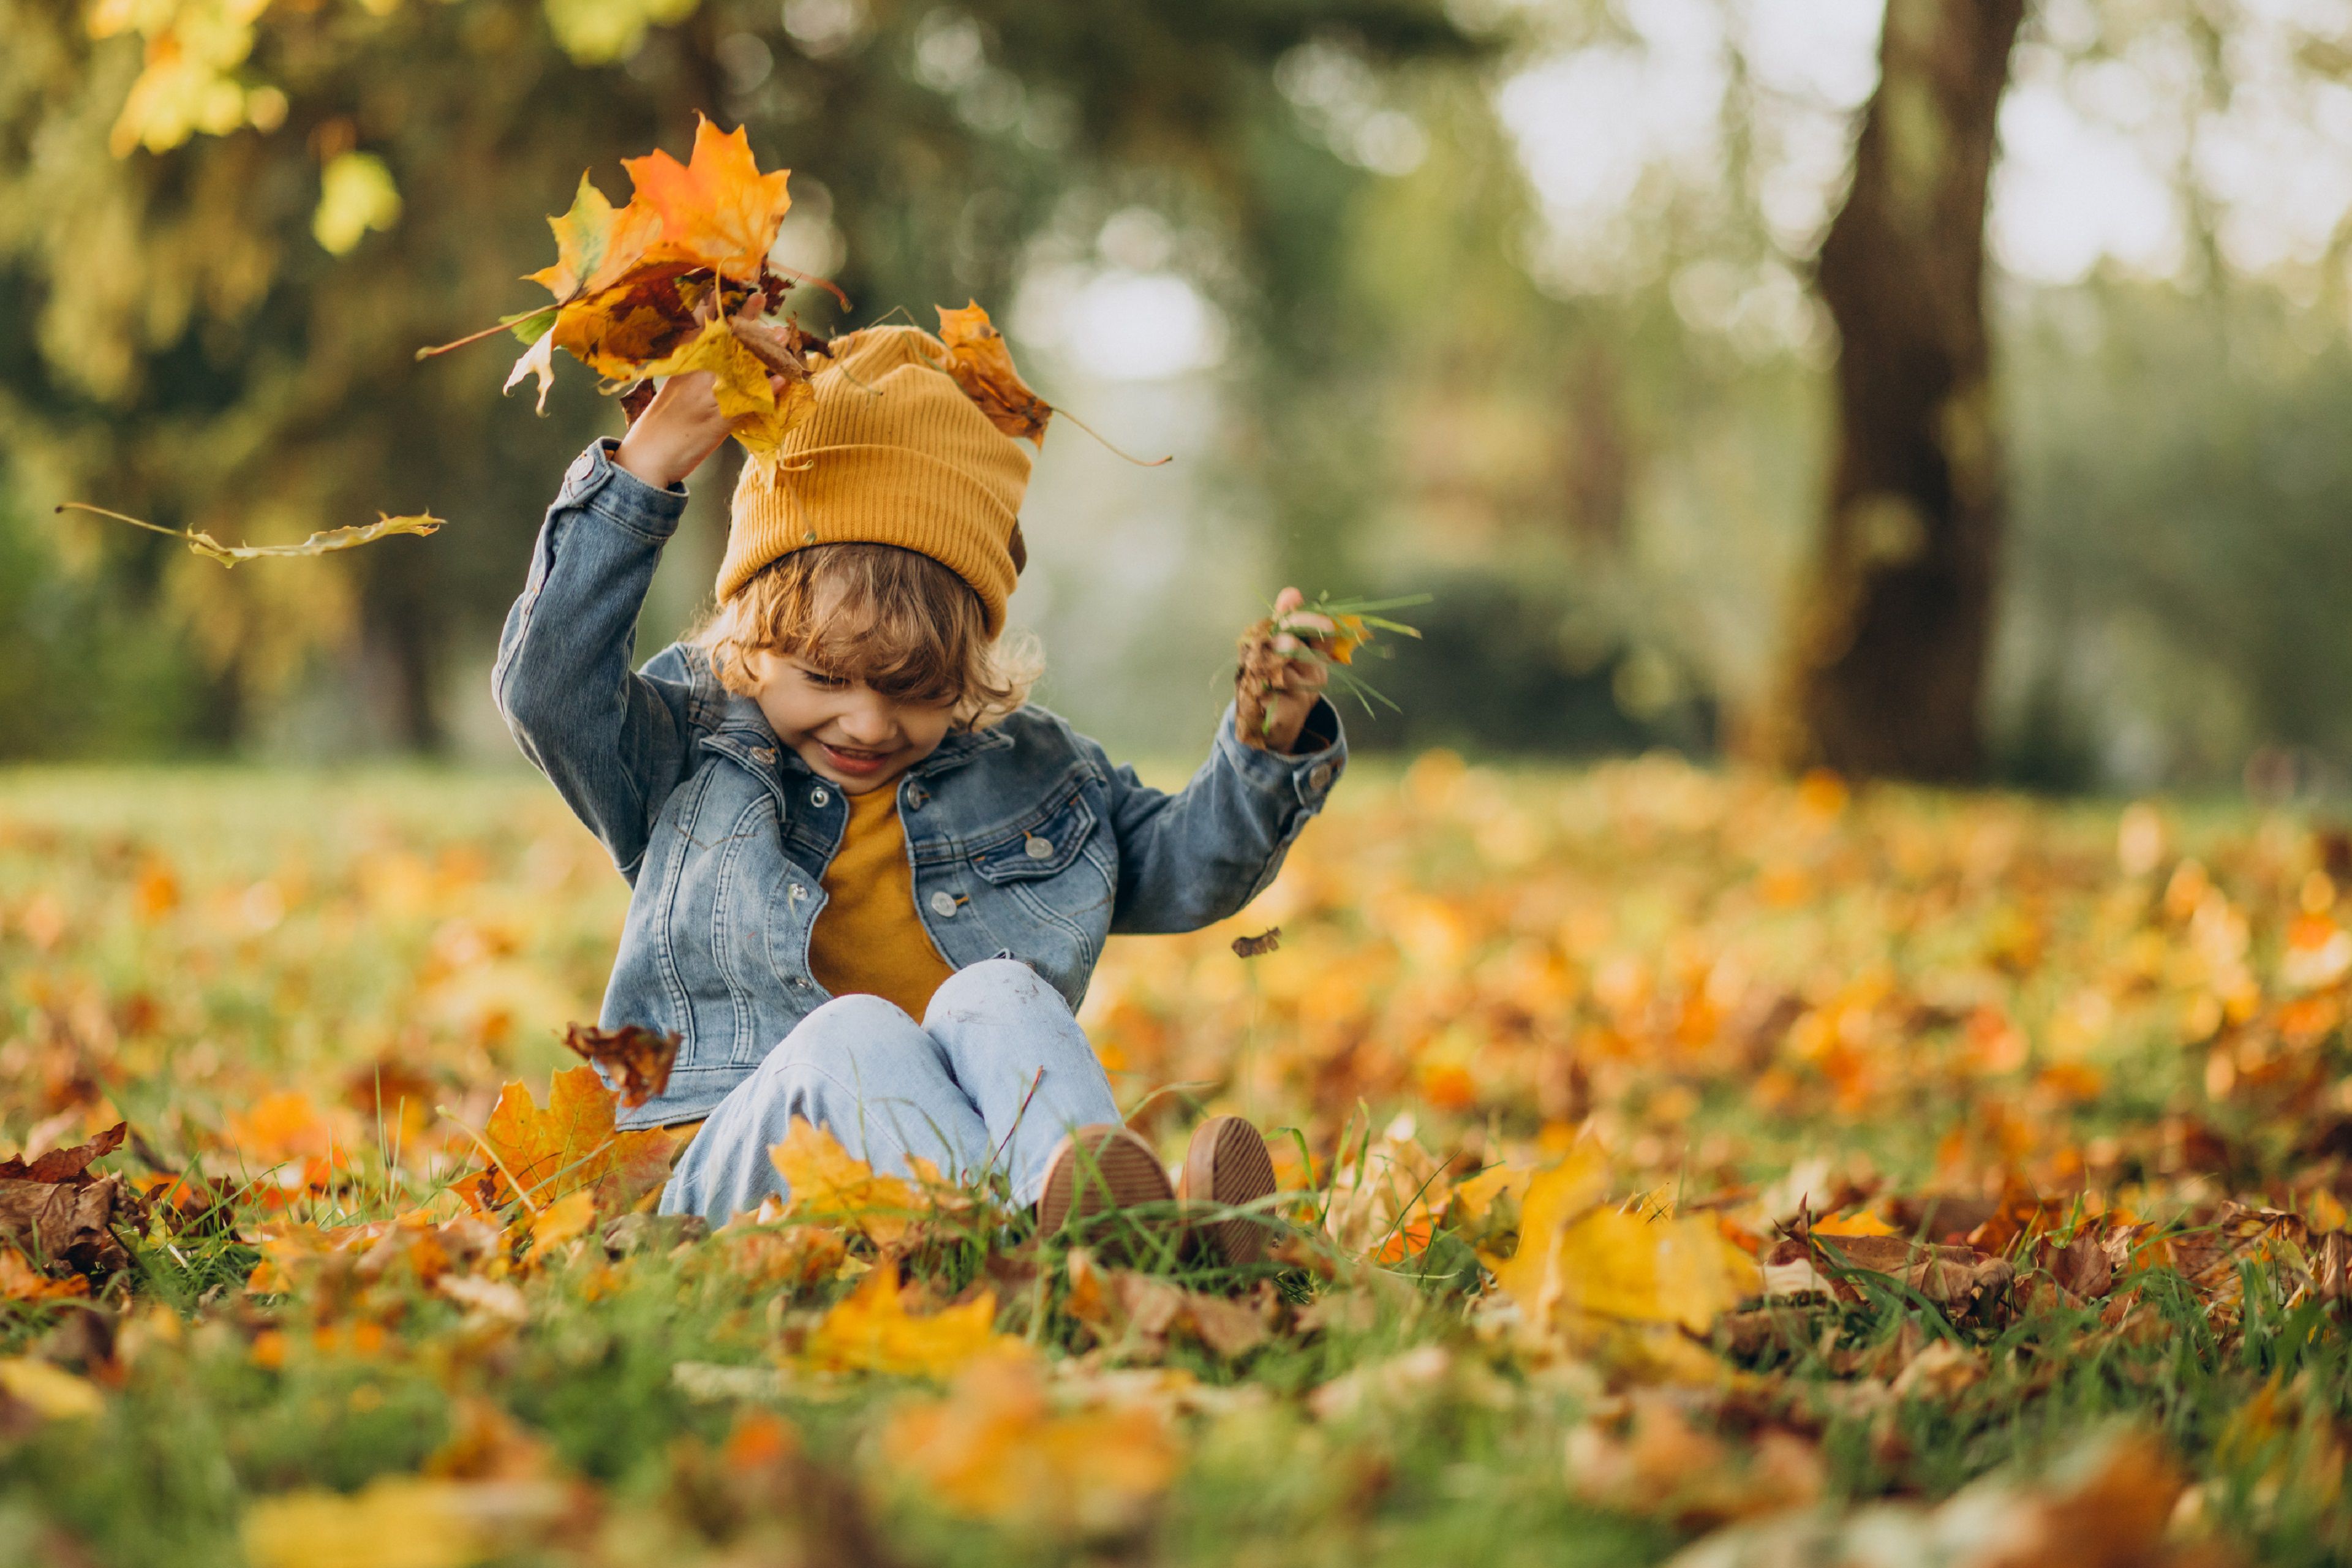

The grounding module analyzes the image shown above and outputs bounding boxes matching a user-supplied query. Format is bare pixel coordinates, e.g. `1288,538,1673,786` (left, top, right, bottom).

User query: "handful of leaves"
428,116,1065,481
419,114,829,484
1235,592,1428,744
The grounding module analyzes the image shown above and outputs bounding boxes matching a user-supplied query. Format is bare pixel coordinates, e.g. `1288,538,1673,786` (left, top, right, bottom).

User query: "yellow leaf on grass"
243,1477,480,1568
1484,1142,1756,1354
1812,1210,1898,1238
0,1357,104,1420
880,1353,1178,1536
800,1264,1014,1379
1482,1142,1610,1315
526,1188,597,1265
771,1118,918,1246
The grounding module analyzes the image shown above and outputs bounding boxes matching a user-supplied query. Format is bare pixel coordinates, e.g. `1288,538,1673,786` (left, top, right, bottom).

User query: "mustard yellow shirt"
807,785,957,1020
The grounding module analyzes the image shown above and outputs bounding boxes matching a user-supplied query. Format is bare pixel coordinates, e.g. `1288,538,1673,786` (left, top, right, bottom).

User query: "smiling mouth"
818,741,894,775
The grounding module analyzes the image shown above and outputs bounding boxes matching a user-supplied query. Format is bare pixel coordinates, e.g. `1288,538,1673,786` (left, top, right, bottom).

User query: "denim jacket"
494,439,1348,1128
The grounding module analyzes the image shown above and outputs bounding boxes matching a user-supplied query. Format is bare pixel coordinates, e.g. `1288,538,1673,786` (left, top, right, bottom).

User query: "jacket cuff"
556,437,689,540
1215,696,1347,811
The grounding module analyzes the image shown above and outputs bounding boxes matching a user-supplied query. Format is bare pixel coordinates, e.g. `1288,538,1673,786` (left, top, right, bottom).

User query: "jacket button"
1308,763,1333,791
1023,835,1053,859
811,786,831,807
929,891,959,918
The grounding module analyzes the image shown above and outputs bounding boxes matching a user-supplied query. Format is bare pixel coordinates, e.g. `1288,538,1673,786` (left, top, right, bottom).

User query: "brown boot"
1035,1125,1175,1249
1177,1114,1279,1266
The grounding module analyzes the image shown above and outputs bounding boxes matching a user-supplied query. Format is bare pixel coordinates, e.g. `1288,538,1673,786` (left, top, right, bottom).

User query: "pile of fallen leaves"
5,761,2352,1564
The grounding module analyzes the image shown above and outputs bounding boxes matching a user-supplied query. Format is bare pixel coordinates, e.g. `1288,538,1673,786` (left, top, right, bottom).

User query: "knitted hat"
718,325,1030,634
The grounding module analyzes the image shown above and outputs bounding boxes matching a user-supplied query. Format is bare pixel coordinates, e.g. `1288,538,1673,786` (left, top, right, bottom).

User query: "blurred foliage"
0,0,1475,754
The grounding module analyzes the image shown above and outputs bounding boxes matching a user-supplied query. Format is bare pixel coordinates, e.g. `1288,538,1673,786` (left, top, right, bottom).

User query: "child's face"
745,650,956,794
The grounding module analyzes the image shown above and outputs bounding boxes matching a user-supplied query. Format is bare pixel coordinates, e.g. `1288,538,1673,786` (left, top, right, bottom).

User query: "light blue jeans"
657,959,1123,1225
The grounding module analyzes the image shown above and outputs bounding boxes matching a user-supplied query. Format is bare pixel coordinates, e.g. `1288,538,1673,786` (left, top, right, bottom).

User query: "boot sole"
1036,1125,1174,1243
1180,1115,1278,1266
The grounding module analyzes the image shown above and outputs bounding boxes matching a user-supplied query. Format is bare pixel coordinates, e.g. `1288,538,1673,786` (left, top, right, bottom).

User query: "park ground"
1,755,2350,1566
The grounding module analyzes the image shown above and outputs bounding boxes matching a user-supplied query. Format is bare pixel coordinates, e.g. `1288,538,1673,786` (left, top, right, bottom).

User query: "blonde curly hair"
694,541,1038,728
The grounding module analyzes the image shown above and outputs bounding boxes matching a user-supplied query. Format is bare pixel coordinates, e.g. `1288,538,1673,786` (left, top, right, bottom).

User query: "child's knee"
756,992,941,1099
927,956,1061,1023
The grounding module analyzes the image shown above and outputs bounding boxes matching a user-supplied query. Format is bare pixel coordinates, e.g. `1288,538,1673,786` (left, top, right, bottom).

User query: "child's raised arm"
1083,590,1348,933
491,296,796,880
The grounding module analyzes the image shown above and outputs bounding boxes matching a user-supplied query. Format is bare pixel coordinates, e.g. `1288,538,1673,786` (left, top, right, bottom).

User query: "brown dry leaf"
0,1121,143,1278
559,1023,680,1110
1231,927,1281,959
935,300,1052,444
1774,1222,2016,1320
472,1066,675,1215
1072,1262,1272,1361
0,1122,125,1185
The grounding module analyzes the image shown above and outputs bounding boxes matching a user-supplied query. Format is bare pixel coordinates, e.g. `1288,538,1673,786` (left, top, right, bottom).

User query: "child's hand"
611,292,797,491
1235,587,1335,753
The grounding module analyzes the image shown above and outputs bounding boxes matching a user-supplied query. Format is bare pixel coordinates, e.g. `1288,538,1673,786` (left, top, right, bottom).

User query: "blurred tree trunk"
1766,0,2025,780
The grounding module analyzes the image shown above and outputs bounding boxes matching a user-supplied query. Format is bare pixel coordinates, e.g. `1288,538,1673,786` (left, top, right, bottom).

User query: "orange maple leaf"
935,300,1052,445
623,115,793,282
473,1065,674,1214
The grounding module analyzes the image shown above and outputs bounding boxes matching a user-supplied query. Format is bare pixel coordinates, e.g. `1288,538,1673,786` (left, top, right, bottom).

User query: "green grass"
1,763,2348,1565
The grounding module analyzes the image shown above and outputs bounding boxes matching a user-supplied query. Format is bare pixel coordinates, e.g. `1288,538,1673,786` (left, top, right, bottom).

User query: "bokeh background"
9,0,2352,790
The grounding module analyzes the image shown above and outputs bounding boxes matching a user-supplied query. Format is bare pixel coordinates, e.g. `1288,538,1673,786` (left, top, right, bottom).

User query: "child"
494,297,1346,1260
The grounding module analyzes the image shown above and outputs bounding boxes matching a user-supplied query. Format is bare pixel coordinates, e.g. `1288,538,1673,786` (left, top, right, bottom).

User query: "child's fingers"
1273,586,1305,615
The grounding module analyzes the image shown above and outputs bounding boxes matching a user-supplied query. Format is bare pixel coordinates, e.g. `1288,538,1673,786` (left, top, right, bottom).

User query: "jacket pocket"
968,790,1098,884
965,788,1112,981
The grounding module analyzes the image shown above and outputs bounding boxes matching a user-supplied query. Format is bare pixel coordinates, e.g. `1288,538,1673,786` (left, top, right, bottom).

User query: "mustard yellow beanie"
718,325,1030,634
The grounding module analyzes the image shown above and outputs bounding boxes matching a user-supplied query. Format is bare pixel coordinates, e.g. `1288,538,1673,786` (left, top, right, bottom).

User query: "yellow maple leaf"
640,315,815,481
1485,1142,1756,1348
800,1264,1015,1378
1482,1142,1610,1316
475,1066,674,1213
769,1118,918,1246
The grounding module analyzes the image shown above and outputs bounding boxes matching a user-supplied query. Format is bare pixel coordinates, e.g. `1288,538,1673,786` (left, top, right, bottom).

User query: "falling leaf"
471,1066,675,1214
559,1022,680,1110
769,1118,918,1247
1231,927,1281,959
799,1264,1016,1378
56,503,444,567
935,300,1053,444
622,115,793,282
